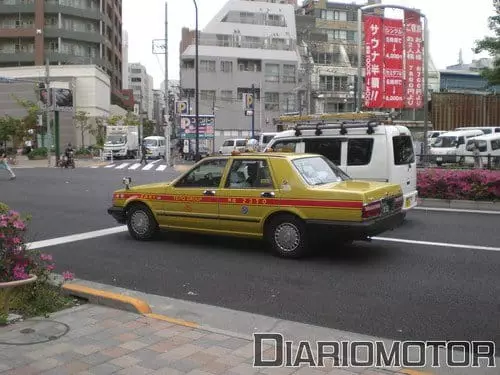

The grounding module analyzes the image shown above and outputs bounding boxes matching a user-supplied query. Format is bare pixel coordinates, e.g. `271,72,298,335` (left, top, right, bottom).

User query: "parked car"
108,152,405,258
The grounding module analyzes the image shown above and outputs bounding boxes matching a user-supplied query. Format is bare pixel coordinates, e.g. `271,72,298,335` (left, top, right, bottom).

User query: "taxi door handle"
203,190,216,196
260,191,275,198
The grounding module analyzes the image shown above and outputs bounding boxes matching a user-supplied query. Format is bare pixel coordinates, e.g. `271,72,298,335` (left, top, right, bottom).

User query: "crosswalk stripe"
128,163,141,170
90,166,100,168
156,165,167,172
104,164,115,168
142,163,155,171
115,163,129,169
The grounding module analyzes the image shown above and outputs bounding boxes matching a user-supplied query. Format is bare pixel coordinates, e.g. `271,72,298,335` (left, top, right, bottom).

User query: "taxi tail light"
394,195,404,210
362,200,381,219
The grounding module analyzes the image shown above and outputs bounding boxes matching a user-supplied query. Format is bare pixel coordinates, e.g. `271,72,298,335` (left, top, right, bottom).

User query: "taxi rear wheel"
126,204,158,241
266,214,308,259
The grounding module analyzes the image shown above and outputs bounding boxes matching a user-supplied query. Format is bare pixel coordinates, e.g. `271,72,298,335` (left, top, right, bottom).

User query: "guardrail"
416,154,500,170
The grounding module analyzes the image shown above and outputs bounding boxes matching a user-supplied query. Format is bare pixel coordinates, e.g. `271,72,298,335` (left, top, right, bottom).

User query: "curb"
61,283,199,328
418,198,500,212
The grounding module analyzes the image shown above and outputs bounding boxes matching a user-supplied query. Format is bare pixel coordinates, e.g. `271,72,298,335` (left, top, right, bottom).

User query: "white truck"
103,125,139,159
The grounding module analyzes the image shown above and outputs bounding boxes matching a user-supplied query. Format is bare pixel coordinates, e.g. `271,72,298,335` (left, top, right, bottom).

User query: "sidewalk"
0,304,412,375
11,156,103,169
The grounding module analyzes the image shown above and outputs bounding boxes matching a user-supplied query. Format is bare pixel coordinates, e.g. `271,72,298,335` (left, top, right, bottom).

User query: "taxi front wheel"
266,214,308,259
126,204,159,241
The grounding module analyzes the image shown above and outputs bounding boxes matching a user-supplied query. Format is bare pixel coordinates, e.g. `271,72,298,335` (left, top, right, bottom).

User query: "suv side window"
392,135,415,165
491,140,500,151
347,139,374,166
305,138,341,165
269,139,299,152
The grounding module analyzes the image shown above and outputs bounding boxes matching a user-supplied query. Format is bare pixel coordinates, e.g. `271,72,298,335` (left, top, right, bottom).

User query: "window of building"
282,64,296,83
200,90,216,101
220,61,233,73
347,139,374,166
131,68,141,73
200,60,216,72
334,76,349,91
265,92,279,111
282,93,296,112
265,64,279,83
131,77,141,82
220,90,233,101
320,10,347,21
216,34,230,47
183,89,195,98
313,52,339,65
319,76,333,91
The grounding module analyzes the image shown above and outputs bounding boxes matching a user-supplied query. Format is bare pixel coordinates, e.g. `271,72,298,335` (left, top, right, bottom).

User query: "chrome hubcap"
274,223,300,252
130,210,149,235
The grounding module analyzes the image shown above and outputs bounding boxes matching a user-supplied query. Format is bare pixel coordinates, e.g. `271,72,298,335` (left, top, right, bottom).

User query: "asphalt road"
2,167,500,350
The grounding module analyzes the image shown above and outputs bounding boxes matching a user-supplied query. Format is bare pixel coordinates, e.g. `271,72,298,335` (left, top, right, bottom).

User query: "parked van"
259,132,277,151
143,136,166,159
464,134,500,168
455,126,500,135
264,121,418,211
429,129,484,166
218,139,247,155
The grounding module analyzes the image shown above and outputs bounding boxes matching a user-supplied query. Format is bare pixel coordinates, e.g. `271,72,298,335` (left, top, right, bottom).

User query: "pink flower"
62,271,74,281
12,220,25,230
46,264,55,271
12,264,28,280
40,253,53,262
0,220,7,228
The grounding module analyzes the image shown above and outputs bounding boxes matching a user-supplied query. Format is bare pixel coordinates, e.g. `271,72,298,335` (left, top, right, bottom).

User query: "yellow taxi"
108,152,405,258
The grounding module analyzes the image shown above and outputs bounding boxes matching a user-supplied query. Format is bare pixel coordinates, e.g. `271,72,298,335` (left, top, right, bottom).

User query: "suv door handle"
203,190,216,196
260,191,275,198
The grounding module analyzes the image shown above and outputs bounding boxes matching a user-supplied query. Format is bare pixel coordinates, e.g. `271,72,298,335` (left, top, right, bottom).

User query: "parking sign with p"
175,101,188,114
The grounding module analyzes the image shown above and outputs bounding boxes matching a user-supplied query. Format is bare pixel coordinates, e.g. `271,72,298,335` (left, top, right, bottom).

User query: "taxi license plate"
405,198,411,208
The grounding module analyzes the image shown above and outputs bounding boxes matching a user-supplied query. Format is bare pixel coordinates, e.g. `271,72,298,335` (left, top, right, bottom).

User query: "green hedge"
27,147,48,160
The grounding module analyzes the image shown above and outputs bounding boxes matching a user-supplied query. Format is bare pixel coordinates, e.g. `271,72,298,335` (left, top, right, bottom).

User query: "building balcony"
199,33,296,52
44,2,101,21
0,51,34,63
0,0,35,14
44,27,103,44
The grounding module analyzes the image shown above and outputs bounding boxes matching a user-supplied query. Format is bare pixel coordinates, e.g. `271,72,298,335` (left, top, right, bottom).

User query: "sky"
123,0,495,90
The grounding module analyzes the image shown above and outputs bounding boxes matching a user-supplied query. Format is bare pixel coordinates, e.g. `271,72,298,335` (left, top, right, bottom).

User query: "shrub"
0,203,75,323
417,169,500,201
27,147,48,160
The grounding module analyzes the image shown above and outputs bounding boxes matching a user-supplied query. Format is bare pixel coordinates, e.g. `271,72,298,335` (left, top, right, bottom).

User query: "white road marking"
128,163,141,170
373,237,500,252
156,165,167,171
24,225,500,253
89,166,99,168
115,163,129,169
26,226,127,250
151,159,162,165
414,206,500,215
104,164,115,168
142,163,155,170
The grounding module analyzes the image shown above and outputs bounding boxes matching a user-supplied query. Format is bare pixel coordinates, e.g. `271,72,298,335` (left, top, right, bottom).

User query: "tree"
474,14,500,85
0,116,20,150
73,111,94,149
142,120,155,137
94,117,106,147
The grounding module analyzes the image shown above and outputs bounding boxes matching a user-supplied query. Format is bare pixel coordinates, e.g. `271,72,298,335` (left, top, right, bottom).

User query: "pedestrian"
471,141,483,169
0,153,16,180
140,141,148,165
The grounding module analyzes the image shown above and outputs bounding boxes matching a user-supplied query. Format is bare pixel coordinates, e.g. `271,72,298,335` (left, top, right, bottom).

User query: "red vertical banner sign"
404,10,424,108
363,15,384,108
382,18,404,108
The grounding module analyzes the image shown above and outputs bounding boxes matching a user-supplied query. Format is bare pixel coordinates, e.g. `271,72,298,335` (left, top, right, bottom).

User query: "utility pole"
44,58,51,166
251,83,255,138
164,1,171,166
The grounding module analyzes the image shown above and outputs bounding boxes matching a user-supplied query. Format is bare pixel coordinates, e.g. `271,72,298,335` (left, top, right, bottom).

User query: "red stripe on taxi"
113,193,362,209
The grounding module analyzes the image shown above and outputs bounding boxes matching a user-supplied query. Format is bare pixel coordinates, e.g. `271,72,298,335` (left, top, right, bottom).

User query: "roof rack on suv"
294,120,379,136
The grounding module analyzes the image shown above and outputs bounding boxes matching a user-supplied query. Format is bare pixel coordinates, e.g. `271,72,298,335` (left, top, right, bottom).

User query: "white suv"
218,139,247,155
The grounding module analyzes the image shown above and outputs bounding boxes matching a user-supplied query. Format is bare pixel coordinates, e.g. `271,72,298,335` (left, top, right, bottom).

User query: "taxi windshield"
292,156,350,186
432,136,457,148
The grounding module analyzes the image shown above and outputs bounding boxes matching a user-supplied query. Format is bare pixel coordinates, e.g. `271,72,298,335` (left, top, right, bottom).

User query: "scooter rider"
64,143,75,166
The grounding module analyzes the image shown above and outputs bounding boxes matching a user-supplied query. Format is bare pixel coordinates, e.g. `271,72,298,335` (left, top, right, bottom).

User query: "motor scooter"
59,151,75,168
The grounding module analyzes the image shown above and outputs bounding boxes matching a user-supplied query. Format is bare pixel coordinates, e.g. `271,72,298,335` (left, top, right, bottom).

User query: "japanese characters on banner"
404,10,424,108
382,18,405,108
363,15,384,108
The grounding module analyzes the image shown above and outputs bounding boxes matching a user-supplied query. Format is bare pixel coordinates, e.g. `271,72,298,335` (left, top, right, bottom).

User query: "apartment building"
179,0,301,149
128,63,154,120
0,0,123,94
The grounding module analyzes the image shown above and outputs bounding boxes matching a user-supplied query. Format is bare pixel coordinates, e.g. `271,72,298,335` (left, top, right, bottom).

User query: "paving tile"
39,360,90,374
201,346,233,357
154,326,191,338
109,354,142,368
158,343,203,361
259,367,298,374
179,330,208,340
326,370,364,375
218,337,252,350
87,362,122,375
192,337,232,349
292,367,330,375
73,345,103,356
0,362,13,372
231,343,257,359
80,352,113,366
150,367,186,375
129,348,163,363
168,358,203,372
53,350,86,363
215,354,247,366
201,360,234,374
186,370,215,375
205,333,232,341
185,350,220,365
137,334,167,345
149,339,184,353
0,365,39,375
119,340,151,351
114,365,154,374
115,332,139,342
224,362,262,375
101,346,131,358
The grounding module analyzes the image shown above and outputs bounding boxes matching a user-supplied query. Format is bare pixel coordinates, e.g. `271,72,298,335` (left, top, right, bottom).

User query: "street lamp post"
193,0,200,161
